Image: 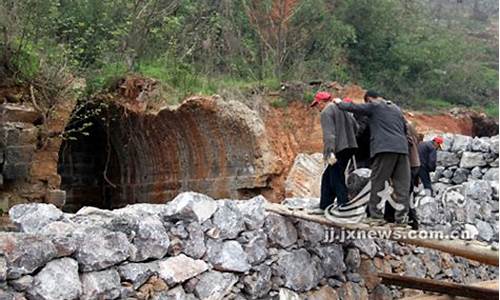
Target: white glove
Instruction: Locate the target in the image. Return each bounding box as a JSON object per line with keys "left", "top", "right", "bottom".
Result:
{"left": 333, "top": 98, "right": 342, "bottom": 104}
{"left": 327, "top": 152, "right": 337, "bottom": 165}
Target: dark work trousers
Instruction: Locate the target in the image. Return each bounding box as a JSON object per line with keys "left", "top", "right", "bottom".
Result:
{"left": 319, "top": 148, "right": 356, "bottom": 209}
{"left": 418, "top": 167, "right": 433, "bottom": 195}
{"left": 369, "top": 153, "right": 411, "bottom": 222}
{"left": 384, "top": 166, "right": 420, "bottom": 224}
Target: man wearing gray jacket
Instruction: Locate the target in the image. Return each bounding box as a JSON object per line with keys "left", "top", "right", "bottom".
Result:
{"left": 336, "top": 91, "right": 410, "bottom": 223}
{"left": 311, "top": 91, "right": 358, "bottom": 210}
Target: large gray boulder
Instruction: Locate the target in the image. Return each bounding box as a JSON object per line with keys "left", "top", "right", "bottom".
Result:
{"left": 451, "top": 134, "right": 472, "bottom": 152}
{"left": 9, "top": 203, "right": 63, "bottom": 233}
{"left": 212, "top": 200, "right": 245, "bottom": 239}
{"left": 70, "top": 206, "right": 116, "bottom": 228}
{"left": 470, "top": 167, "right": 483, "bottom": 179}
{"left": 240, "top": 231, "right": 268, "bottom": 265}
{"left": 415, "top": 201, "right": 440, "bottom": 226}
{"left": 264, "top": 214, "right": 298, "bottom": 248}
{"left": 74, "top": 228, "right": 133, "bottom": 272}
{"left": 437, "top": 151, "right": 460, "bottom": 167}
{"left": 27, "top": 258, "right": 81, "bottom": 300}
{"left": 476, "top": 220, "right": 494, "bottom": 242}
{"left": 162, "top": 192, "right": 217, "bottom": 223}
{"left": 157, "top": 254, "right": 208, "bottom": 285}
{"left": 194, "top": 271, "right": 238, "bottom": 299}
{"left": 38, "top": 222, "right": 79, "bottom": 258}
{"left": 129, "top": 216, "right": 170, "bottom": 262}
{"left": 311, "top": 244, "right": 346, "bottom": 277}
{"left": 297, "top": 220, "right": 325, "bottom": 245}
{"left": 117, "top": 261, "right": 159, "bottom": 289}
{"left": 403, "top": 255, "right": 426, "bottom": 278}
{"left": 242, "top": 265, "right": 272, "bottom": 298}
{"left": 0, "top": 233, "right": 57, "bottom": 279}
{"left": 463, "top": 180, "right": 492, "bottom": 201}
{"left": 235, "top": 195, "right": 268, "bottom": 230}
{"left": 273, "top": 249, "right": 323, "bottom": 292}
{"left": 80, "top": 268, "right": 121, "bottom": 300}
{"left": 452, "top": 168, "right": 469, "bottom": 184}
{"left": 182, "top": 222, "right": 206, "bottom": 259}
{"left": 460, "top": 152, "right": 487, "bottom": 169}
{"left": 489, "top": 135, "right": 499, "bottom": 154}
{"left": 114, "top": 203, "right": 166, "bottom": 218}
{"left": 206, "top": 240, "right": 251, "bottom": 272}
{"left": 471, "top": 137, "right": 491, "bottom": 153}
{"left": 483, "top": 168, "right": 499, "bottom": 182}
{"left": 349, "top": 239, "right": 378, "bottom": 258}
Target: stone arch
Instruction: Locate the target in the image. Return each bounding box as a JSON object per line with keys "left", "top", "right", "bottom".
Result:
{"left": 57, "top": 97, "right": 280, "bottom": 211}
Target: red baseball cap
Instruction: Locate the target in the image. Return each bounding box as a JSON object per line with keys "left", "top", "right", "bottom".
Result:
{"left": 433, "top": 136, "right": 444, "bottom": 144}
{"left": 433, "top": 136, "right": 444, "bottom": 149}
{"left": 343, "top": 97, "right": 353, "bottom": 103}
{"left": 310, "top": 91, "right": 332, "bottom": 107}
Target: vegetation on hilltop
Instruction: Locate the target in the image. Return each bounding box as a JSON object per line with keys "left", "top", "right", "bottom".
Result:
{"left": 0, "top": 0, "right": 498, "bottom": 115}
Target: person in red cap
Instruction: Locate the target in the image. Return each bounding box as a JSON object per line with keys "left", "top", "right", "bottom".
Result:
{"left": 417, "top": 136, "right": 443, "bottom": 196}
{"left": 311, "top": 91, "right": 358, "bottom": 211}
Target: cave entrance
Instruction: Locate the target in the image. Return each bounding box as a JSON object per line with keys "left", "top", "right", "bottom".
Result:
{"left": 57, "top": 115, "right": 121, "bottom": 212}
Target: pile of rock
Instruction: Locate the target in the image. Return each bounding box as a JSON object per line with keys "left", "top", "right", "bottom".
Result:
{"left": 1, "top": 191, "right": 498, "bottom": 300}
{"left": 411, "top": 134, "right": 499, "bottom": 244}
{"left": 432, "top": 134, "right": 498, "bottom": 184}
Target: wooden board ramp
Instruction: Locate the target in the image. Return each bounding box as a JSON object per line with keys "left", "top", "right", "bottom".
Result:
{"left": 265, "top": 203, "right": 499, "bottom": 266}
{"left": 401, "top": 279, "right": 498, "bottom": 300}
{"left": 378, "top": 273, "right": 499, "bottom": 300}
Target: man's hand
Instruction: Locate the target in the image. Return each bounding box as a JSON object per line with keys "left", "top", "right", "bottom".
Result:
{"left": 333, "top": 98, "right": 342, "bottom": 104}
{"left": 324, "top": 151, "right": 337, "bottom": 165}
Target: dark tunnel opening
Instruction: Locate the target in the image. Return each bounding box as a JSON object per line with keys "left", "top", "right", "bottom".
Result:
{"left": 57, "top": 115, "right": 121, "bottom": 212}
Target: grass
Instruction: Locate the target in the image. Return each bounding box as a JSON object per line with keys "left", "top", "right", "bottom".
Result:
{"left": 85, "top": 60, "right": 282, "bottom": 104}
{"left": 411, "top": 98, "right": 454, "bottom": 112}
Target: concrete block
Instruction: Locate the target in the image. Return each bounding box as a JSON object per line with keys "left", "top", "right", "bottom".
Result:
{"left": 2, "top": 163, "right": 30, "bottom": 180}
{"left": 0, "top": 104, "right": 42, "bottom": 124}
{"left": 5, "top": 145, "right": 35, "bottom": 164}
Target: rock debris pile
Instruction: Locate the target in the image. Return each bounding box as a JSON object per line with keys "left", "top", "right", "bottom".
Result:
{"left": 415, "top": 134, "right": 499, "bottom": 244}
{"left": 1, "top": 189, "right": 498, "bottom": 300}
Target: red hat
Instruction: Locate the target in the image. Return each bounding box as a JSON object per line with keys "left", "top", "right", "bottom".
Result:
{"left": 433, "top": 136, "right": 444, "bottom": 144}
{"left": 310, "top": 91, "right": 332, "bottom": 107}
{"left": 343, "top": 97, "right": 353, "bottom": 103}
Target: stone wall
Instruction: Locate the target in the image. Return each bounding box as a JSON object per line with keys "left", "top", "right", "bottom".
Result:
{"left": 0, "top": 192, "right": 497, "bottom": 300}
{"left": 415, "top": 134, "right": 499, "bottom": 244}
{"left": 0, "top": 100, "right": 74, "bottom": 211}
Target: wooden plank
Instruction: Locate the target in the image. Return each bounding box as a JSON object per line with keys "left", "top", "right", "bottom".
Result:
{"left": 402, "top": 280, "right": 499, "bottom": 300}
{"left": 378, "top": 273, "right": 498, "bottom": 299}
{"left": 398, "top": 238, "right": 498, "bottom": 267}
{"left": 265, "top": 203, "right": 499, "bottom": 266}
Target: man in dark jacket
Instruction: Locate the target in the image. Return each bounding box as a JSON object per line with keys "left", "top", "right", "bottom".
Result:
{"left": 335, "top": 91, "right": 410, "bottom": 223}
{"left": 385, "top": 121, "right": 421, "bottom": 229}
{"left": 311, "top": 91, "right": 358, "bottom": 210}
{"left": 417, "top": 136, "right": 443, "bottom": 196}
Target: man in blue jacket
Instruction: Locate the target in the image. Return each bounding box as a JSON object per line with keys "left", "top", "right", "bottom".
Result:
{"left": 417, "top": 136, "right": 443, "bottom": 196}
{"left": 335, "top": 91, "right": 410, "bottom": 223}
